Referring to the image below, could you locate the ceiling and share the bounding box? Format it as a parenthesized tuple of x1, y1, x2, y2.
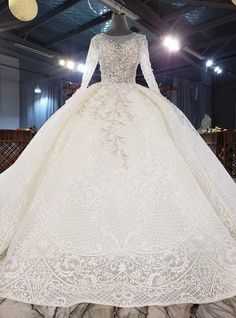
(0, 0, 236, 82)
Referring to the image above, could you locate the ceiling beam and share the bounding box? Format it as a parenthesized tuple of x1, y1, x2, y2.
(157, 45, 236, 75)
(0, 31, 60, 62)
(15, 0, 82, 36)
(120, 0, 169, 34)
(196, 33, 236, 50)
(156, 3, 236, 37)
(159, 0, 236, 10)
(185, 13, 236, 36)
(44, 11, 112, 48)
(214, 48, 236, 61)
(163, 5, 195, 22)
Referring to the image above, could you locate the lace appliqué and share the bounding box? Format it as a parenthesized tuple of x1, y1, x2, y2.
(99, 98, 134, 170)
(77, 85, 136, 169)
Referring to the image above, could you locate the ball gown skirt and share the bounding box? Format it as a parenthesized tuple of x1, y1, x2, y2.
(0, 81, 236, 308)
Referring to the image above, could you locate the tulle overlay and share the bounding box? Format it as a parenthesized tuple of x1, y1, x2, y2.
(0, 82, 236, 307)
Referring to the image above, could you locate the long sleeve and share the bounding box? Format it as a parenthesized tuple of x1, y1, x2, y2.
(80, 35, 99, 91)
(139, 35, 161, 94)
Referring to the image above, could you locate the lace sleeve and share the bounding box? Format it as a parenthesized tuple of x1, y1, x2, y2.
(80, 35, 99, 91)
(139, 35, 161, 94)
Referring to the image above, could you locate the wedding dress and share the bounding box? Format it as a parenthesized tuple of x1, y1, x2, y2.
(0, 31, 236, 308)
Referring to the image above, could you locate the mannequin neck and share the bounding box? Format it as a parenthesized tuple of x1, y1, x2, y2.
(106, 12, 132, 36)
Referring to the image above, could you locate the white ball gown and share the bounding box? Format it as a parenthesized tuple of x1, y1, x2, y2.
(0, 31, 236, 308)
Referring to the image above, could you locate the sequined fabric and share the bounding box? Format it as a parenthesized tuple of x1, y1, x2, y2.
(81, 32, 160, 92)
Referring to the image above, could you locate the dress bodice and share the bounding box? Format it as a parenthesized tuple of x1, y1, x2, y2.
(80, 32, 160, 93)
(99, 33, 141, 84)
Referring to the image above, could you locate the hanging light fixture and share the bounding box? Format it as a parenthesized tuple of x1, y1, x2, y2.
(34, 85, 41, 94)
(231, 0, 236, 5)
(8, 0, 38, 22)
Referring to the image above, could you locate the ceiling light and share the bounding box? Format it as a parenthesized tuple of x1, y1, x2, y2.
(206, 59, 213, 68)
(14, 43, 54, 58)
(9, 0, 38, 21)
(77, 63, 86, 73)
(59, 59, 65, 66)
(34, 85, 41, 94)
(66, 60, 75, 70)
(214, 66, 222, 74)
(163, 35, 181, 52)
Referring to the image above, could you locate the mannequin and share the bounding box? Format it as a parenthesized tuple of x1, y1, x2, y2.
(105, 11, 133, 36)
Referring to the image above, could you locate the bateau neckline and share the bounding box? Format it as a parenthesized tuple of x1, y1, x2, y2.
(102, 32, 137, 37)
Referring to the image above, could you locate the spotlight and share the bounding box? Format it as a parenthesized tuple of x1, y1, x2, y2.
(66, 60, 75, 70)
(163, 35, 181, 52)
(206, 59, 213, 68)
(59, 59, 65, 66)
(214, 66, 222, 74)
(34, 85, 41, 94)
(77, 63, 86, 73)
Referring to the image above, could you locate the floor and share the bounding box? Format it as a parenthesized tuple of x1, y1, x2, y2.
(0, 296, 236, 318)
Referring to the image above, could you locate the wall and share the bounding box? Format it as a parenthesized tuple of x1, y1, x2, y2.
(0, 54, 20, 129)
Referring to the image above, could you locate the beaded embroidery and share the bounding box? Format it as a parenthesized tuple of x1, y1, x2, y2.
(78, 32, 160, 169)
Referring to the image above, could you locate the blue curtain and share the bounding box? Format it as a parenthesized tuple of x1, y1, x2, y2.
(170, 77, 212, 130)
(20, 77, 63, 130)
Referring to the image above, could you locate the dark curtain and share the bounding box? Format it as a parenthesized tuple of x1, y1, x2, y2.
(20, 77, 63, 130)
(170, 77, 212, 130)
(212, 81, 236, 130)
(20, 75, 212, 131)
